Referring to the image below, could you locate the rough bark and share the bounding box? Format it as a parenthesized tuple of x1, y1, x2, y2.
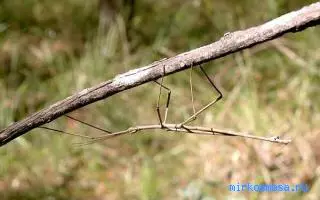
(1, 2, 319, 147)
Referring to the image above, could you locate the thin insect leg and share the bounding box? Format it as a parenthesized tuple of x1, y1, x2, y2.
(155, 66, 168, 127)
(179, 65, 223, 126)
(189, 64, 196, 122)
(154, 80, 171, 124)
(199, 65, 223, 99)
(65, 115, 112, 134)
(178, 65, 197, 130)
(156, 78, 164, 126)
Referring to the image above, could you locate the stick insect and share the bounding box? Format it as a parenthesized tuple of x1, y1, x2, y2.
(39, 64, 291, 145)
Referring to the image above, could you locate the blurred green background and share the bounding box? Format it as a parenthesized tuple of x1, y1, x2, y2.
(0, 0, 319, 199)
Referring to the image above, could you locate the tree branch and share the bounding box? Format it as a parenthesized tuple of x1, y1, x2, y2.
(1, 2, 319, 146)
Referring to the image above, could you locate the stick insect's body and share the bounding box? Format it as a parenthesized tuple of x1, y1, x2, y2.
(40, 64, 290, 145)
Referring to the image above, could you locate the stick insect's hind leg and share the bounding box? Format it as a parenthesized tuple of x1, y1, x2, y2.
(188, 65, 197, 124)
(179, 65, 223, 127)
(154, 66, 171, 127)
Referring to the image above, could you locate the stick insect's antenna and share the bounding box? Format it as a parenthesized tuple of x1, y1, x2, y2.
(39, 126, 95, 139)
(179, 65, 223, 126)
(65, 115, 112, 134)
(39, 114, 114, 143)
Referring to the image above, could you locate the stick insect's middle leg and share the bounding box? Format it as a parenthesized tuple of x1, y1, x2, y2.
(179, 65, 223, 127)
(188, 65, 197, 124)
(154, 80, 171, 125)
(154, 67, 171, 127)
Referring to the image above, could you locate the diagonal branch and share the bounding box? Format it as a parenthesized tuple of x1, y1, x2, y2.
(1, 2, 319, 146)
